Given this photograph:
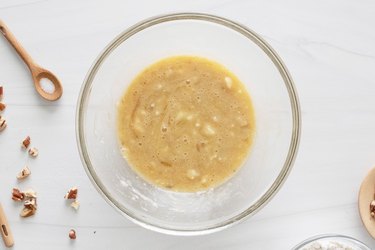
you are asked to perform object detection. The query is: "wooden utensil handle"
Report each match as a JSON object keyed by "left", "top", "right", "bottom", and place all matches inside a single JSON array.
[
  {"left": 0, "top": 204, "right": 14, "bottom": 247},
  {"left": 0, "top": 19, "right": 37, "bottom": 72}
]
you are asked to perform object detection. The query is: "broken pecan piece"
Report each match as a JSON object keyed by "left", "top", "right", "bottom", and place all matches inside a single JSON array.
[
  {"left": 71, "top": 200, "right": 80, "bottom": 210},
  {"left": 69, "top": 229, "right": 76, "bottom": 239},
  {"left": 0, "top": 103, "right": 5, "bottom": 111},
  {"left": 21, "top": 136, "right": 31, "bottom": 149},
  {"left": 64, "top": 187, "right": 78, "bottom": 199},
  {"left": 12, "top": 188, "right": 24, "bottom": 201},
  {"left": 370, "top": 200, "right": 375, "bottom": 218},
  {"left": 20, "top": 206, "right": 36, "bottom": 217},
  {"left": 0, "top": 116, "right": 6, "bottom": 131},
  {"left": 17, "top": 166, "right": 31, "bottom": 180},
  {"left": 24, "top": 189, "right": 37, "bottom": 198},
  {"left": 20, "top": 189, "right": 37, "bottom": 218},
  {"left": 28, "top": 147, "right": 38, "bottom": 157},
  {"left": 24, "top": 197, "right": 37, "bottom": 210}
]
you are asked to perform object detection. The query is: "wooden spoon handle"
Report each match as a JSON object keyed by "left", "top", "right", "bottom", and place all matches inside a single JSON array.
[
  {"left": 0, "top": 204, "right": 14, "bottom": 247},
  {"left": 0, "top": 19, "right": 63, "bottom": 101},
  {"left": 0, "top": 19, "right": 37, "bottom": 72}
]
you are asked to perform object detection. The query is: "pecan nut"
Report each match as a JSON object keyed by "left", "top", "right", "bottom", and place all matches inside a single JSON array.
[
  {"left": 64, "top": 187, "right": 78, "bottom": 199},
  {"left": 20, "top": 189, "right": 37, "bottom": 218},
  {"left": 0, "top": 103, "right": 5, "bottom": 111},
  {"left": 28, "top": 147, "right": 39, "bottom": 157},
  {"left": 69, "top": 229, "right": 76, "bottom": 239},
  {"left": 70, "top": 200, "right": 80, "bottom": 210},
  {"left": 21, "top": 136, "right": 31, "bottom": 149},
  {"left": 0, "top": 116, "right": 6, "bottom": 131},
  {"left": 17, "top": 166, "right": 31, "bottom": 180},
  {"left": 12, "top": 188, "right": 24, "bottom": 201}
]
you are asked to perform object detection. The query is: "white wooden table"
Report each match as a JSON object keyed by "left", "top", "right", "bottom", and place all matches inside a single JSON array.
[{"left": 0, "top": 0, "right": 375, "bottom": 249}]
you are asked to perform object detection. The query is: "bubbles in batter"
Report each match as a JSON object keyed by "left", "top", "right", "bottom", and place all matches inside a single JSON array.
[{"left": 117, "top": 56, "right": 255, "bottom": 192}]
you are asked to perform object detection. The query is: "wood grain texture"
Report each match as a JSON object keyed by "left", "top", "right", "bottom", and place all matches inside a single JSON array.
[
  {"left": 0, "top": 204, "right": 14, "bottom": 247},
  {"left": 0, "top": 0, "right": 375, "bottom": 249},
  {"left": 359, "top": 167, "right": 375, "bottom": 239}
]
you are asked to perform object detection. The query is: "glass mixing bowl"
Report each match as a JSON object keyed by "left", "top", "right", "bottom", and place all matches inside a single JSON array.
[
  {"left": 76, "top": 13, "right": 301, "bottom": 235},
  {"left": 292, "top": 234, "right": 371, "bottom": 250}
]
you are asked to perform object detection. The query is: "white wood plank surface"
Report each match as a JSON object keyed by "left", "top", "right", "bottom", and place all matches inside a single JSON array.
[{"left": 0, "top": 0, "right": 375, "bottom": 249}]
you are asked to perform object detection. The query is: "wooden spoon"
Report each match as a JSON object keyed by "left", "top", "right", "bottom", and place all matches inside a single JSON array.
[
  {"left": 0, "top": 204, "right": 14, "bottom": 247},
  {"left": 358, "top": 167, "right": 375, "bottom": 238},
  {"left": 0, "top": 19, "right": 62, "bottom": 101}
]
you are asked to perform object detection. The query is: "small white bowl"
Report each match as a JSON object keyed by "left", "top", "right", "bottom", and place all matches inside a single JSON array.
[{"left": 292, "top": 234, "right": 371, "bottom": 250}]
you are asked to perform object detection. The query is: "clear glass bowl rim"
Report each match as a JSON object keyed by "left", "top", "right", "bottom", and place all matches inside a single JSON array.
[
  {"left": 292, "top": 234, "right": 371, "bottom": 249},
  {"left": 76, "top": 12, "right": 301, "bottom": 235}
]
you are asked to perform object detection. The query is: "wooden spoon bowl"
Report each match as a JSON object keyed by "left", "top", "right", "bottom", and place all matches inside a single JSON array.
[{"left": 32, "top": 67, "right": 63, "bottom": 101}]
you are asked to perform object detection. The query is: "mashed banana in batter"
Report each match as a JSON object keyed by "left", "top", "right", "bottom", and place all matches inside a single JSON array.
[{"left": 117, "top": 56, "right": 255, "bottom": 192}]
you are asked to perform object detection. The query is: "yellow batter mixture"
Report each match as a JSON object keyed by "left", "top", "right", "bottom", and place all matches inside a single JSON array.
[{"left": 117, "top": 56, "right": 255, "bottom": 192}]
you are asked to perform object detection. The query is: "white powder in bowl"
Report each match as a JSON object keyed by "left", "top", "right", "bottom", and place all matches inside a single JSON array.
[{"left": 303, "top": 241, "right": 354, "bottom": 250}]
